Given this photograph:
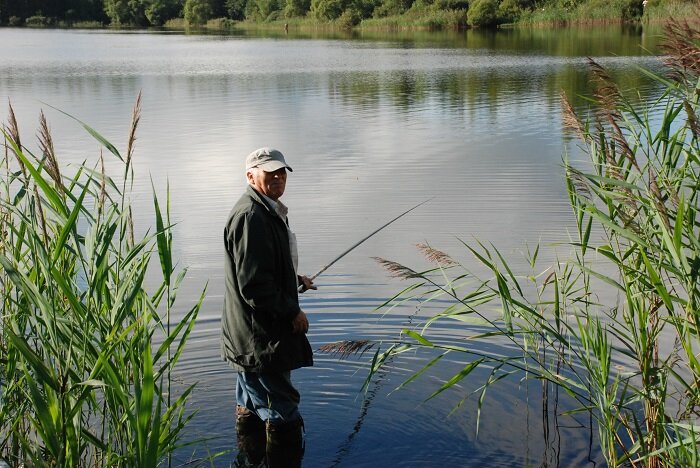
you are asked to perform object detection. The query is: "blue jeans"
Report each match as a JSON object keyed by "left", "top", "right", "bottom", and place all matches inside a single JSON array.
[{"left": 236, "top": 371, "right": 302, "bottom": 423}]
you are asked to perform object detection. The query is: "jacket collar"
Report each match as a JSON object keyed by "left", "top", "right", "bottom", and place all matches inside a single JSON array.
[{"left": 246, "top": 185, "right": 281, "bottom": 216}]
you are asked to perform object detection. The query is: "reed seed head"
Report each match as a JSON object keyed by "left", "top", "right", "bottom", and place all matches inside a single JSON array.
[
  {"left": 567, "top": 167, "right": 592, "bottom": 200},
  {"left": 126, "top": 92, "right": 142, "bottom": 168},
  {"left": 6, "top": 101, "right": 27, "bottom": 178},
  {"left": 38, "top": 110, "right": 62, "bottom": 190},
  {"left": 318, "top": 339, "right": 375, "bottom": 359},
  {"left": 662, "top": 18, "right": 700, "bottom": 81},
  {"left": 372, "top": 256, "right": 420, "bottom": 279},
  {"left": 416, "top": 242, "right": 456, "bottom": 266},
  {"left": 588, "top": 58, "right": 622, "bottom": 118},
  {"left": 560, "top": 92, "right": 587, "bottom": 142}
]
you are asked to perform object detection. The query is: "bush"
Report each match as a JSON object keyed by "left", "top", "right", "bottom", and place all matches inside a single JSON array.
[
  {"left": 25, "top": 15, "right": 51, "bottom": 26},
  {"left": 497, "top": 0, "right": 524, "bottom": 23},
  {"left": 8, "top": 15, "right": 23, "bottom": 26},
  {"left": 466, "top": 0, "right": 498, "bottom": 26},
  {"left": 226, "top": 0, "right": 248, "bottom": 19},
  {"left": 284, "top": 0, "right": 312, "bottom": 17},
  {"left": 373, "top": 0, "right": 414, "bottom": 17},
  {"left": 184, "top": 0, "right": 214, "bottom": 25},
  {"left": 336, "top": 7, "right": 361, "bottom": 27},
  {"left": 164, "top": 17, "right": 187, "bottom": 27},
  {"left": 311, "top": 0, "right": 345, "bottom": 19},
  {"left": 145, "top": 0, "right": 182, "bottom": 25},
  {"left": 621, "top": 0, "right": 643, "bottom": 19},
  {"left": 205, "top": 16, "right": 235, "bottom": 27}
]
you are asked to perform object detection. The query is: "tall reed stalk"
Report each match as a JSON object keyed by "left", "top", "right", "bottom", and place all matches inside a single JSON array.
[
  {"left": 0, "top": 98, "right": 204, "bottom": 466},
  {"left": 362, "top": 17, "right": 700, "bottom": 466}
]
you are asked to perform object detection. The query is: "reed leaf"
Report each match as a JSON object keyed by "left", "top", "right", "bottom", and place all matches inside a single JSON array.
[
  {"left": 43, "top": 104, "right": 123, "bottom": 162},
  {"left": 394, "top": 351, "right": 446, "bottom": 393},
  {"left": 425, "top": 359, "right": 483, "bottom": 402},
  {"left": 152, "top": 179, "right": 173, "bottom": 285}
]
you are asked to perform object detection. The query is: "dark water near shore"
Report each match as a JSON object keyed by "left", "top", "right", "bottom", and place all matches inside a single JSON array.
[{"left": 0, "top": 25, "right": 666, "bottom": 466}]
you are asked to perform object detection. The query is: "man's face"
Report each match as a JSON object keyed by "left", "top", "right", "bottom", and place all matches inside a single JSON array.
[{"left": 247, "top": 167, "right": 287, "bottom": 200}]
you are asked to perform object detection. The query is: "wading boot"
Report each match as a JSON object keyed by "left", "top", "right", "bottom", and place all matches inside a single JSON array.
[
  {"left": 236, "top": 406, "right": 266, "bottom": 466},
  {"left": 266, "top": 418, "right": 304, "bottom": 468}
]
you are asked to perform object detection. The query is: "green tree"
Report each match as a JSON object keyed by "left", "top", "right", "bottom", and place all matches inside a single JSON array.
[
  {"left": 225, "top": 0, "right": 247, "bottom": 17},
  {"left": 372, "top": 0, "right": 413, "bottom": 17},
  {"left": 104, "top": 0, "right": 147, "bottom": 25},
  {"left": 184, "top": 0, "right": 213, "bottom": 24},
  {"left": 66, "top": 0, "right": 109, "bottom": 22},
  {"left": 241, "top": 0, "right": 281, "bottom": 20},
  {"left": 145, "top": 0, "right": 182, "bottom": 24},
  {"left": 497, "top": 0, "right": 523, "bottom": 23},
  {"left": 310, "top": 0, "right": 344, "bottom": 19},
  {"left": 467, "top": 0, "right": 497, "bottom": 26},
  {"left": 348, "top": 0, "right": 378, "bottom": 19},
  {"left": 284, "top": 0, "right": 310, "bottom": 17}
]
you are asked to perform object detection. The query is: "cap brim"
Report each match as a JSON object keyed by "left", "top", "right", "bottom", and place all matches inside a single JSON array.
[{"left": 257, "top": 160, "right": 293, "bottom": 172}]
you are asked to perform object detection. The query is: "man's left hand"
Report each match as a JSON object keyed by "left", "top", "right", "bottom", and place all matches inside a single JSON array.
[{"left": 291, "top": 310, "right": 309, "bottom": 334}]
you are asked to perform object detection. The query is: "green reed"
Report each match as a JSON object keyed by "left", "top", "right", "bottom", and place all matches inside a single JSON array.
[
  {"left": 0, "top": 97, "right": 204, "bottom": 466},
  {"left": 363, "top": 18, "right": 700, "bottom": 467}
]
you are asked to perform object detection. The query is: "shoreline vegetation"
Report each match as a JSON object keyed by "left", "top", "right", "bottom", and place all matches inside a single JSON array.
[
  {"left": 0, "top": 0, "right": 695, "bottom": 31},
  {"left": 0, "top": 96, "right": 205, "bottom": 465},
  {"left": 343, "top": 15, "right": 700, "bottom": 467}
]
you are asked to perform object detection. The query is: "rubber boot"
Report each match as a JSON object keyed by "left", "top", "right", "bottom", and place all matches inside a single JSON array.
[
  {"left": 266, "top": 418, "right": 305, "bottom": 468},
  {"left": 236, "top": 406, "right": 267, "bottom": 467}
]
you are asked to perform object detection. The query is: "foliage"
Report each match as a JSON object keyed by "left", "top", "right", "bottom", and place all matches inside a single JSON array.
[
  {"left": 145, "top": 0, "right": 182, "bottom": 25},
  {"left": 243, "top": 0, "right": 282, "bottom": 21},
  {"left": 104, "top": 0, "right": 148, "bottom": 25},
  {"left": 284, "top": 0, "right": 311, "bottom": 18},
  {"left": 466, "top": 0, "right": 497, "bottom": 26},
  {"left": 0, "top": 0, "right": 695, "bottom": 28},
  {"left": 364, "top": 18, "right": 700, "bottom": 466},
  {"left": 206, "top": 15, "right": 236, "bottom": 26},
  {"left": 24, "top": 14, "right": 51, "bottom": 26},
  {"left": 372, "top": 0, "right": 414, "bottom": 18},
  {"left": 0, "top": 96, "right": 203, "bottom": 465},
  {"left": 496, "top": 0, "right": 523, "bottom": 23},
  {"left": 184, "top": 0, "right": 213, "bottom": 24},
  {"left": 311, "top": 0, "right": 345, "bottom": 19},
  {"left": 226, "top": 0, "right": 247, "bottom": 19}
]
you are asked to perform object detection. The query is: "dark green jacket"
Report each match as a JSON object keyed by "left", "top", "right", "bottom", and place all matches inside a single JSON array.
[{"left": 220, "top": 186, "right": 313, "bottom": 372}]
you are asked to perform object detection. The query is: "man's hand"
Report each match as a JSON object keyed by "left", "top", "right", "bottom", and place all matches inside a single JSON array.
[
  {"left": 298, "top": 275, "right": 317, "bottom": 293},
  {"left": 291, "top": 310, "right": 309, "bottom": 334}
]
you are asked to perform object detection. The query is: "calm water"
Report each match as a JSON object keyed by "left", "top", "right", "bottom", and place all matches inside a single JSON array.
[{"left": 1, "top": 26, "right": 666, "bottom": 466}]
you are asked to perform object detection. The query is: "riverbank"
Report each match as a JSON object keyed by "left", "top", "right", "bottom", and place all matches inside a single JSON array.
[
  {"left": 1, "top": 0, "right": 694, "bottom": 32},
  {"left": 164, "top": 0, "right": 692, "bottom": 35},
  {"left": 162, "top": 0, "right": 695, "bottom": 32}
]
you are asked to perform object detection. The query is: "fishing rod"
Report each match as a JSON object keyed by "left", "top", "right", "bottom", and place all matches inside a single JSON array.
[{"left": 299, "top": 198, "right": 431, "bottom": 292}]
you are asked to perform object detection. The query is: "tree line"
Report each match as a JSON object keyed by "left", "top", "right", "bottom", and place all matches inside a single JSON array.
[{"left": 0, "top": 0, "right": 681, "bottom": 29}]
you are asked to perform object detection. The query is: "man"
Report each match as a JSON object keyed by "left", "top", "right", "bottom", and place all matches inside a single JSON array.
[{"left": 221, "top": 147, "right": 315, "bottom": 467}]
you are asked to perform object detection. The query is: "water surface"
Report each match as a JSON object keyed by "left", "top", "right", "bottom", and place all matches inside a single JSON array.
[{"left": 0, "top": 25, "right": 666, "bottom": 466}]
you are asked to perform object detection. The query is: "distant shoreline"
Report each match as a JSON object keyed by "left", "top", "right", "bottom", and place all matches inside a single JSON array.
[{"left": 1, "top": 0, "right": 694, "bottom": 33}]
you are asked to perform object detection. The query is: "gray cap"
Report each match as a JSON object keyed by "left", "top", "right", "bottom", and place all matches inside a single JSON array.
[{"left": 245, "top": 147, "right": 293, "bottom": 172}]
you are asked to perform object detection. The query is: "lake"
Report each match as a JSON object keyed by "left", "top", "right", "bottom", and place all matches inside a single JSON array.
[{"left": 0, "top": 25, "right": 666, "bottom": 466}]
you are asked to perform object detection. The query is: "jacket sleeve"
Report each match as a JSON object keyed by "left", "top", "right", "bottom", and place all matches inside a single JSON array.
[{"left": 228, "top": 210, "right": 301, "bottom": 324}]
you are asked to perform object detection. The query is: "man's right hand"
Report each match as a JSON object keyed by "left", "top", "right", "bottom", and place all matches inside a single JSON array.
[{"left": 291, "top": 310, "right": 309, "bottom": 334}]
